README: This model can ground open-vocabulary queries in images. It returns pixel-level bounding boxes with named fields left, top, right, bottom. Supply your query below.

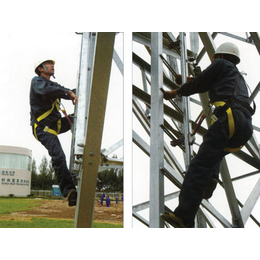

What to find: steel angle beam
left=201, top=200, right=233, bottom=228
left=245, top=139, right=260, bottom=159
left=198, top=207, right=216, bottom=228
left=132, top=212, right=149, bottom=227
left=101, top=139, right=123, bottom=157
left=196, top=33, right=218, bottom=63
left=133, top=99, right=184, bottom=172
left=249, top=32, right=260, bottom=54
left=198, top=32, right=216, bottom=60
left=220, top=160, right=244, bottom=227
left=133, top=85, right=208, bottom=136
left=74, top=32, right=115, bottom=228
left=133, top=32, right=181, bottom=59
left=133, top=130, right=182, bottom=180
left=133, top=53, right=178, bottom=90
left=133, top=191, right=180, bottom=216
left=233, top=149, right=260, bottom=170
left=250, top=82, right=260, bottom=104
left=133, top=200, right=150, bottom=212
left=219, top=32, right=254, bottom=44
left=113, top=49, right=123, bottom=75
left=133, top=130, right=150, bottom=157
left=133, top=98, right=151, bottom=135
left=231, top=170, right=260, bottom=182
left=161, top=163, right=183, bottom=189
left=241, top=177, right=260, bottom=224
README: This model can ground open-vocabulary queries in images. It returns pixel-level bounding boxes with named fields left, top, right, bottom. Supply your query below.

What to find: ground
left=0, top=199, right=123, bottom=225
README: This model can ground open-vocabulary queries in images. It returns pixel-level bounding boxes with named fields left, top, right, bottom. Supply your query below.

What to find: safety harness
left=211, top=73, right=255, bottom=153
left=33, top=99, right=62, bottom=140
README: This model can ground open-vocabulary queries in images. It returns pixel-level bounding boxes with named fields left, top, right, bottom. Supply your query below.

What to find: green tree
left=97, top=168, right=123, bottom=192
left=31, top=156, right=58, bottom=190
left=31, top=158, right=40, bottom=190
left=38, top=156, right=49, bottom=189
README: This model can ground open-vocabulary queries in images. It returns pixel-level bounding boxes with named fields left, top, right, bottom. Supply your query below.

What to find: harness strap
left=33, top=99, right=61, bottom=140
left=36, top=99, right=60, bottom=122
left=212, top=101, right=243, bottom=153
left=212, top=101, right=235, bottom=139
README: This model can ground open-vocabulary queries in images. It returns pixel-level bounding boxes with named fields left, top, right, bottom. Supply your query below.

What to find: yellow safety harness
left=33, top=99, right=62, bottom=140
left=211, top=101, right=242, bottom=153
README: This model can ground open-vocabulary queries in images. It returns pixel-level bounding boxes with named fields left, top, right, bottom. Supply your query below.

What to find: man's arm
left=164, top=60, right=223, bottom=99
left=32, top=76, right=77, bottom=102
left=68, top=90, right=78, bottom=104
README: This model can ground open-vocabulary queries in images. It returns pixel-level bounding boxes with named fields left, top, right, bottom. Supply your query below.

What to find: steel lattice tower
left=132, top=32, right=260, bottom=228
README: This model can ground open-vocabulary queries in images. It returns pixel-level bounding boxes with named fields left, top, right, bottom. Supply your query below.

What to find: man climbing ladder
left=30, top=58, right=78, bottom=206
left=163, top=42, right=254, bottom=227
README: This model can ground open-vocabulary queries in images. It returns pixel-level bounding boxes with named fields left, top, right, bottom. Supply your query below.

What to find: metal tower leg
left=180, top=32, right=192, bottom=169
left=74, top=32, right=115, bottom=228
left=149, top=32, right=164, bottom=228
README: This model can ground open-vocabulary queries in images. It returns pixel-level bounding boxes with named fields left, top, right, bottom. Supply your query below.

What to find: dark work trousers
left=174, top=107, right=253, bottom=227
left=33, top=116, right=76, bottom=197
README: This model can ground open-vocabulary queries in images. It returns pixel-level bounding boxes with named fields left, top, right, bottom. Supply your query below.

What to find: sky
left=132, top=32, right=260, bottom=228
left=0, top=32, right=123, bottom=169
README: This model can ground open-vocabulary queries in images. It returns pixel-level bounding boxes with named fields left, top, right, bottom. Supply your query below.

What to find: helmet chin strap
left=42, top=64, right=55, bottom=79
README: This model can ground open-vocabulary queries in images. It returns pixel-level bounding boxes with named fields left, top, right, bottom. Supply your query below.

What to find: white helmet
left=34, top=59, right=55, bottom=74
left=213, top=42, right=240, bottom=64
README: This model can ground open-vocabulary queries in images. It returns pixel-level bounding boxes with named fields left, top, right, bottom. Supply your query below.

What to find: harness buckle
left=43, top=126, right=49, bottom=132
left=211, top=114, right=218, bottom=122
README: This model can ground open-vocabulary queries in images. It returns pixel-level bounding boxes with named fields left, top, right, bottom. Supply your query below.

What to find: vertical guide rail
left=70, top=32, right=97, bottom=171
left=74, top=32, right=115, bottom=228
left=149, top=32, right=164, bottom=228
left=180, top=32, right=192, bottom=169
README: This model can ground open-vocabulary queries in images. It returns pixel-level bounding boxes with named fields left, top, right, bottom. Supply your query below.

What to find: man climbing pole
left=163, top=42, right=254, bottom=227
left=30, top=59, right=78, bottom=206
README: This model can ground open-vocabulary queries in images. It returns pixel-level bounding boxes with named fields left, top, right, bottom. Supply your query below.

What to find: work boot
left=67, top=189, right=77, bottom=206
left=162, top=211, right=191, bottom=228
left=203, top=178, right=218, bottom=199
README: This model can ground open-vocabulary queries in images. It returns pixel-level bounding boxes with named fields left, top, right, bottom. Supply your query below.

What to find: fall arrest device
left=160, top=88, right=207, bottom=151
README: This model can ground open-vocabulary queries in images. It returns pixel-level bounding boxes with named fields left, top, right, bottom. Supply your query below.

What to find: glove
left=175, top=74, right=192, bottom=85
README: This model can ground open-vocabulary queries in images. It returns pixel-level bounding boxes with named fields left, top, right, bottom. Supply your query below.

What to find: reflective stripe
left=212, top=101, right=243, bottom=153
left=33, top=99, right=61, bottom=140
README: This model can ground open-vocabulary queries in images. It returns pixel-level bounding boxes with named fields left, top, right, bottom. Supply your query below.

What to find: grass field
left=0, top=197, right=123, bottom=228
left=0, top=197, right=41, bottom=215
